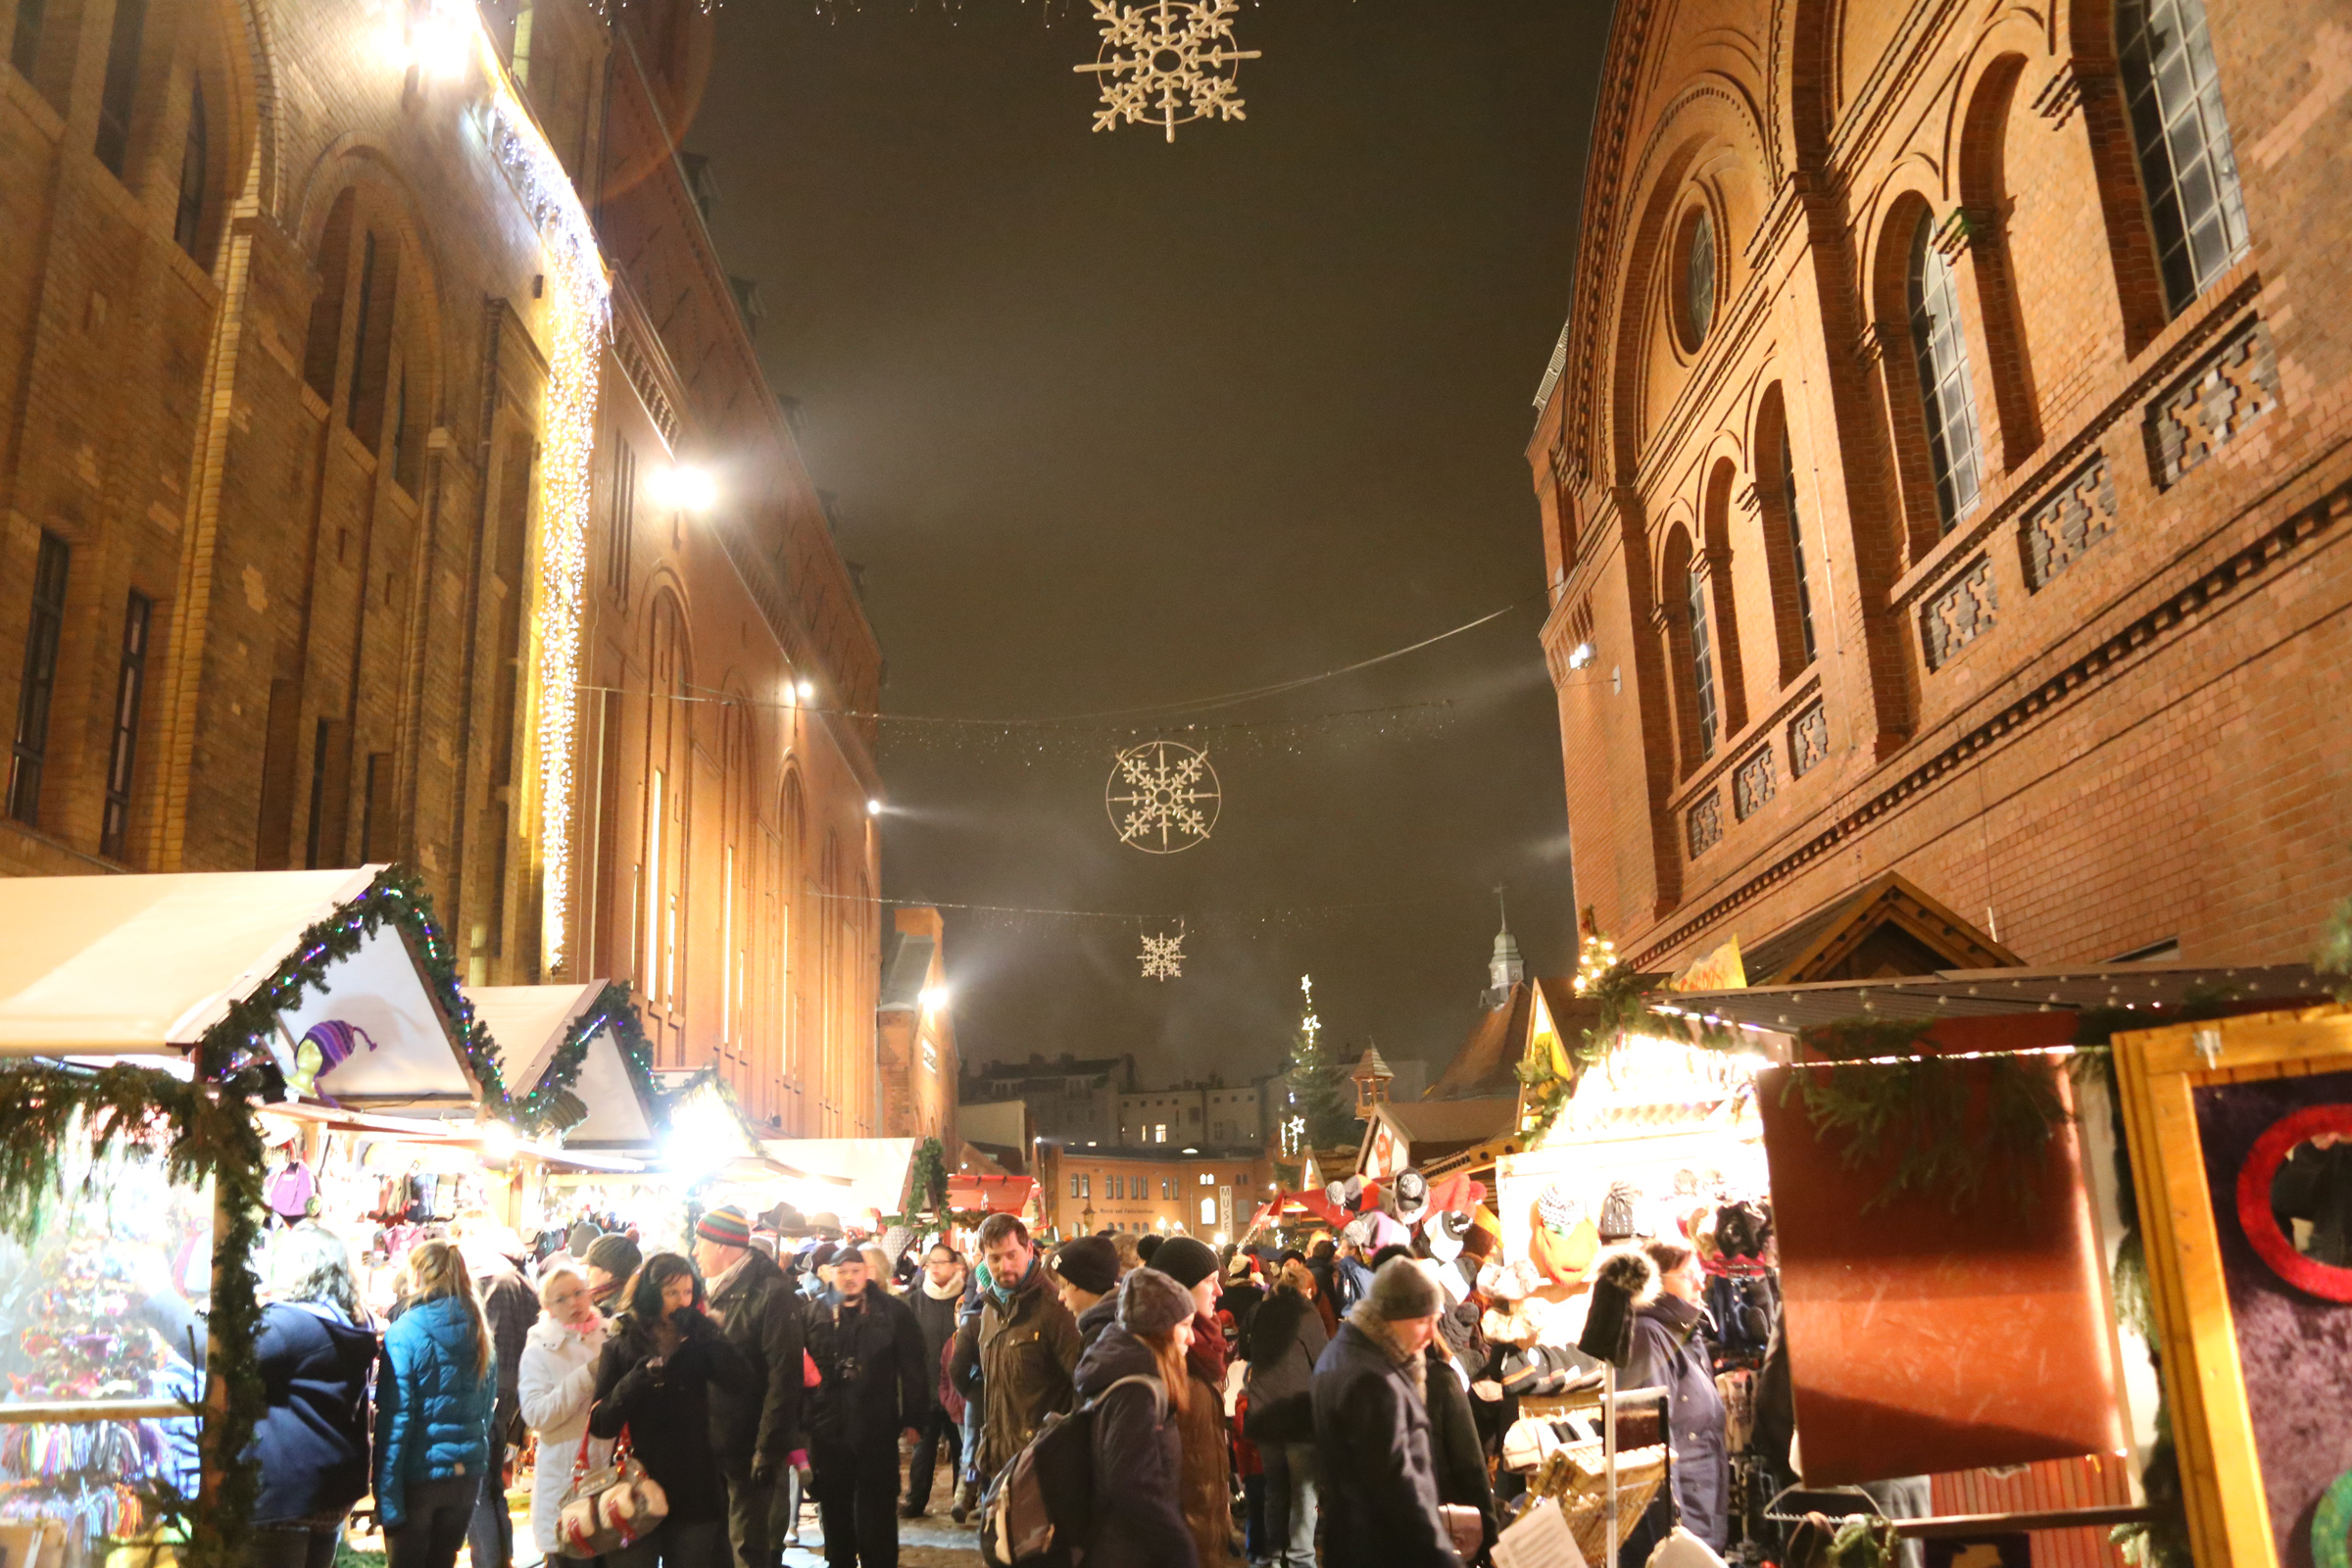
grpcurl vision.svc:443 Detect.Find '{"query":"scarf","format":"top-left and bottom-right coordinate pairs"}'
top-left (1346, 1301), bottom-right (1428, 1401)
top-left (1186, 1308), bottom-right (1228, 1388)
top-left (980, 1251), bottom-right (1039, 1309)
top-left (922, 1268), bottom-right (967, 1302)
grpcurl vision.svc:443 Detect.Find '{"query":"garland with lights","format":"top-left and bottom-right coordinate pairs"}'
top-left (0, 863), bottom-right (498, 1562)
top-left (507, 981), bottom-right (663, 1140)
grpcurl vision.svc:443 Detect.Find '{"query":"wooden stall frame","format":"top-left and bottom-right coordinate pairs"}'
top-left (2110, 1003), bottom-right (2352, 1568)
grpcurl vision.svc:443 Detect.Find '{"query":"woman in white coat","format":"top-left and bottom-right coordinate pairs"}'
top-left (517, 1263), bottom-right (612, 1565)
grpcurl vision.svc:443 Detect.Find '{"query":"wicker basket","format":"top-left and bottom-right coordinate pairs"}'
top-left (1528, 1439), bottom-right (1667, 1564)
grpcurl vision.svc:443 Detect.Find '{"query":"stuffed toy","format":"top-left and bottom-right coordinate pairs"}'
top-left (1530, 1184), bottom-right (1601, 1284)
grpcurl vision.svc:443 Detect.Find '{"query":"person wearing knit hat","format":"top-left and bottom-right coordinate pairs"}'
top-left (583, 1233), bottom-right (641, 1318)
top-left (1051, 1237), bottom-right (1123, 1353)
top-left (1151, 1235), bottom-right (1220, 1313)
top-left (1146, 1237), bottom-right (1237, 1566)
top-left (1135, 1232), bottom-right (1164, 1266)
top-left (1064, 1268), bottom-right (1198, 1567)
top-left (694, 1203), bottom-right (808, 1568)
top-left (1310, 1256), bottom-right (1457, 1568)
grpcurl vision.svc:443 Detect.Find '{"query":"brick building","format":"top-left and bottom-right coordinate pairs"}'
top-left (1529, 0), bottom-right (2352, 972)
top-left (0, 0), bottom-right (883, 1131)
top-left (1034, 1140), bottom-right (1274, 1244)
top-left (875, 905), bottom-right (957, 1146)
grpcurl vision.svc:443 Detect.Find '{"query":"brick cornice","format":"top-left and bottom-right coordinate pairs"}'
top-left (1630, 470), bottom-right (2352, 969)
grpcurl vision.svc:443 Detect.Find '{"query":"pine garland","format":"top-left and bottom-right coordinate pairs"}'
top-left (510, 980), bottom-right (662, 1139)
top-left (0, 862), bottom-right (507, 1562)
top-left (906, 1136), bottom-right (950, 1217)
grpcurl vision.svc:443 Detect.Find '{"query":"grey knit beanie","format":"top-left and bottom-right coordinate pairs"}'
top-left (1365, 1255), bottom-right (1442, 1321)
top-left (1117, 1264), bottom-right (1197, 1337)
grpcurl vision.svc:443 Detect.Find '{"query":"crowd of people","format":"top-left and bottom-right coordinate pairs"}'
top-left (237, 1201), bottom-right (1772, 1568)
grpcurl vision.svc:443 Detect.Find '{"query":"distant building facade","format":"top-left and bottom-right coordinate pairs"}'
top-left (961, 1054), bottom-right (1134, 1146)
top-left (1530, 0), bottom-right (2352, 971)
top-left (1035, 1141), bottom-right (1274, 1242)
top-left (0, 0), bottom-right (882, 1131)
top-left (1118, 1080), bottom-right (1265, 1148)
top-left (875, 906), bottom-right (956, 1146)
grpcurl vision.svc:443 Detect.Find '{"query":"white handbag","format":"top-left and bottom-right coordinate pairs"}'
top-left (555, 1425), bottom-right (669, 1555)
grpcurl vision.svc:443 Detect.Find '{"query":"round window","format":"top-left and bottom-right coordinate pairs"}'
top-left (1684, 207), bottom-right (1716, 349)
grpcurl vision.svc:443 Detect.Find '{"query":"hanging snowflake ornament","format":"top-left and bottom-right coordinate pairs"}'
top-left (1140, 929), bottom-right (1186, 981)
top-left (1106, 738), bottom-right (1221, 853)
top-left (1075, 0), bottom-right (1261, 143)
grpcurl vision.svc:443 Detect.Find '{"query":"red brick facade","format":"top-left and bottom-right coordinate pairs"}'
top-left (1530, 0), bottom-right (2352, 972)
top-left (0, 0), bottom-right (882, 1130)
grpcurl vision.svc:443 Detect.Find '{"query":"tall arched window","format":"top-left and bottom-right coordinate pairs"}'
top-left (1779, 425), bottom-right (1817, 667)
top-left (1687, 561), bottom-right (1718, 759)
top-left (1907, 215), bottom-right (1983, 530)
top-left (2118, 0), bottom-right (2249, 313)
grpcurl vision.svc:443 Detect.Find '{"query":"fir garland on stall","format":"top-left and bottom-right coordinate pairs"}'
top-left (503, 980), bottom-right (663, 1139)
top-left (1782, 1016), bottom-right (2068, 1216)
top-left (906, 1136), bottom-right (950, 1217)
top-left (0, 863), bottom-right (514, 1563)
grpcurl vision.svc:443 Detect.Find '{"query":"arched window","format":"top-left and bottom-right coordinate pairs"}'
top-left (1779, 425), bottom-right (1817, 666)
top-left (2118, 0), bottom-right (2249, 313)
top-left (172, 76), bottom-right (208, 258)
top-left (1672, 204), bottom-right (1716, 353)
top-left (1906, 214), bottom-right (1983, 530)
top-left (1686, 562), bottom-right (1719, 760)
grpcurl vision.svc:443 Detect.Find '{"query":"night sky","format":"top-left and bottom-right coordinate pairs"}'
top-left (685, 2), bottom-right (1608, 1091)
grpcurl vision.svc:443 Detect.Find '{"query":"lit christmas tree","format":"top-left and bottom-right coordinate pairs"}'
top-left (1281, 975), bottom-right (1354, 1153)
top-left (1572, 905), bottom-right (1620, 996)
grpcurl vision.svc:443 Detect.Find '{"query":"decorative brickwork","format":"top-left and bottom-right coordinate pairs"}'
top-left (1920, 559), bottom-right (1998, 670)
top-left (1734, 746), bottom-right (1776, 819)
top-left (1687, 790), bottom-right (1723, 858)
top-left (1788, 703), bottom-right (1830, 778)
top-left (2145, 317), bottom-right (2280, 489)
top-left (2022, 457), bottom-right (2121, 591)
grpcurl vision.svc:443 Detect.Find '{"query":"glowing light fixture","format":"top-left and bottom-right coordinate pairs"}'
top-left (797, 677), bottom-right (817, 701)
top-left (1568, 641), bottom-right (1596, 670)
top-left (403, 2), bottom-right (473, 79)
top-left (919, 985), bottom-right (950, 1012)
top-left (866, 798), bottom-right (883, 816)
top-left (477, 1119), bottom-right (517, 1167)
top-left (650, 464), bottom-right (717, 514)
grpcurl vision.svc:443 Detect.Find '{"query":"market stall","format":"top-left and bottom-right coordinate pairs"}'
top-left (0, 866), bottom-right (485, 1564)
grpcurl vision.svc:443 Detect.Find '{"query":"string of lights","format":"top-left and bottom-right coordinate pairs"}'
top-left (458, 1), bottom-right (612, 974)
top-left (805, 885), bottom-right (1492, 931)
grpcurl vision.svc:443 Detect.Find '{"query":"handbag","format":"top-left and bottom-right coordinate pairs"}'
top-left (555, 1424), bottom-right (668, 1555)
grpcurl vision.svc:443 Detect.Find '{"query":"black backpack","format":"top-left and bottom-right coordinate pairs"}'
top-left (977, 1373), bottom-right (1164, 1568)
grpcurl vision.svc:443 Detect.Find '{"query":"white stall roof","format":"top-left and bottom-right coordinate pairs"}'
top-left (471, 982), bottom-right (604, 1091)
top-left (0, 867), bottom-right (468, 1101)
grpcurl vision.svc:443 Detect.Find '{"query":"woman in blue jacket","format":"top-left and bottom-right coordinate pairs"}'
top-left (375, 1240), bottom-right (499, 1568)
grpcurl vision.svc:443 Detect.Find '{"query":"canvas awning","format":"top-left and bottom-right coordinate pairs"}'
top-left (0, 867), bottom-right (475, 1105)
top-left (471, 981), bottom-right (662, 1149)
top-left (756, 1137), bottom-right (919, 1219)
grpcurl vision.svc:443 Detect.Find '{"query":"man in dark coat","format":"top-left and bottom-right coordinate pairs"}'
top-left (1424, 1341), bottom-right (1495, 1561)
top-left (804, 1249), bottom-right (930, 1568)
top-left (1622, 1239), bottom-right (1728, 1558)
top-left (903, 1243), bottom-right (967, 1518)
top-left (971, 1213), bottom-right (1082, 1487)
top-left (697, 1204), bottom-right (808, 1568)
top-left (1311, 1258), bottom-right (1460, 1568)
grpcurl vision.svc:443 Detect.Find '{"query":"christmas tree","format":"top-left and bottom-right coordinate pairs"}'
top-left (1280, 975), bottom-right (1354, 1153)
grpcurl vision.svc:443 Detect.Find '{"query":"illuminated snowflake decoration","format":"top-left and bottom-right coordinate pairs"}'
top-left (1106, 739), bottom-right (1220, 854)
top-left (1140, 930), bottom-right (1186, 982)
top-left (1075, 0), bottom-right (1261, 143)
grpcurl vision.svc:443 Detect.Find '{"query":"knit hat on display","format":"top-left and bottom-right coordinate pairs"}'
top-left (696, 1205), bottom-right (752, 1250)
top-left (585, 1233), bottom-right (642, 1283)
top-left (1117, 1265), bottom-right (1197, 1338)
top-left (1052, 1236), bottom-right (1120, 1297)
top-left (1136, 1234), bottom-right (1164, 1264)
top-left (1364, 1255), bottom-right (1443, 1321)
top-left (1152, 1236), bottom-right (1219, 1290)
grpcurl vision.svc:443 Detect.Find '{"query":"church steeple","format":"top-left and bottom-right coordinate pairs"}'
top-left (1484, 889), bottom-right (1524, 1008)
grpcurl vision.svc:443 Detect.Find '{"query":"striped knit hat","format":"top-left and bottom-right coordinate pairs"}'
top-left (696, 1205), bottom-right (752, 1249)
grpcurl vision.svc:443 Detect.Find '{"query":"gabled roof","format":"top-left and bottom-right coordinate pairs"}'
top-left (1736, 871), bottom-right (2022, 984)
top-left (1426, 976), bottom-right (1592, 1102)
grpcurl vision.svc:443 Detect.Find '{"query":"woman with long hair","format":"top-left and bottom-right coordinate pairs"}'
top-left (586, 1251), bottom-right (750, 1567)
top-left (252, 1225), bottom-right (378, 1568)
top-left (1150, 1237), bottom-right (1237, 1568)
top-left (518, 1262), bottom-right (610, 1567)
top-left (1070, 1268), bottom-right (1200, 1568)
top-left (373, 1240), bottom-right (498, 1568)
